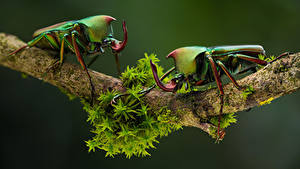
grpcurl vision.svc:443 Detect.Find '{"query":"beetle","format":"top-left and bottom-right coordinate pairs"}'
top-left (150, 45), bottom-right (288, 140)
top-left (8, 15), bottom-right (128, 101)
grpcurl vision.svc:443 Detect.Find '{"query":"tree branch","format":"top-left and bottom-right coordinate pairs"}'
top-left (0, 33), bottom-right (299, 136)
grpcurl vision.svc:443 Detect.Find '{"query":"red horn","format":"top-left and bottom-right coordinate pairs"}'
top-left (111, 21), bottom-right (128, 52)
top-left (150, 60), bottom-right (177, 92)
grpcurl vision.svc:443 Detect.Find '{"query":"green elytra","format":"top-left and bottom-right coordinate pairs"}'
top-left (150, 45), bottom-right (288, 141)
top-left (9, 15), bottom-right (128, 102)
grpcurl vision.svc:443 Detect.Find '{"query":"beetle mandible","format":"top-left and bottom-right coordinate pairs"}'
top-left (150, 45), bottom-right (288, 140)
top-left (9, 15), bottom-right (128, 101)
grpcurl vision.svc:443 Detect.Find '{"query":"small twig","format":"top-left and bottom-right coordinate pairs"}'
top-left (0, 33), bottom-right (299, 136)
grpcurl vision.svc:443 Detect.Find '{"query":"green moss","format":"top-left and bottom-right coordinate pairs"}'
top-left (121, 53), bottom-right (171, 88)
top-left (59, 87), bottom-right (77, 100)
top-left (21, 72), bottom-right (28, 79)
top-left (82, 53), bottom-right (181, 158)
top-left (258, 54), bottom-right (275, 68)
top-left (210, 113), bottom-right (237, 129)
top-left (241, 85), bottom-right (255, 100)
top-left (208, 113), bottom-right (237, 139)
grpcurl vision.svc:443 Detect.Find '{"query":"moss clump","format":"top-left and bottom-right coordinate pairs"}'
top-left (258, 54), bottom-right (276, 63)
top-left (59, 88), bottom-right (77, 101)
top-left (121, 53), bottom-right (171, 88)
top-left (241, 85), bottom-right (255, 100)
top-left (83, 53), bottom-right (181, 158)
top-left (210, 113), bottom-right (237, 129)
top-left (209, 113), bottom-right (237, 138)
top-left (258, 54), bottom-right (276, 67)
top-left (21, 72), bottom-right (28, 79)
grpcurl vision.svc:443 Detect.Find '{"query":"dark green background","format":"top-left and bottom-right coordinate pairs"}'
top-left (1, 0), bottom-right (300, 169)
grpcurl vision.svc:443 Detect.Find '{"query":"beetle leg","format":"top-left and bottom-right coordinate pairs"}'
top-left (8, 32), bottom-right (46, 56)
top-left (44, 33), bottom-right (60, 49)
top-left (87, 55), bottom-right (100, 68)
top-left (71, 31), bottom-right (95, 103)
top-left (235, 54), bottom-right (268, 65)
top-left (216, 60), bottom-right (241, 90)
top-left (9, 31), bottom-right (60, 56)
top-left (58, 34), bottom-right (76, 66)
top-left (207, 55), bottom-right (225, 141)
top-left (236, 52), bottom-right (291, 75)
top-left (8, 45), bottom-right (28, 56)
top-left (268, 52), bottom-right (291, 64)
top-left (59, 34), bottom-right (69, 65)
top-left (60, 37), bottom-right (65, 64)
top-left (114, 53), bottom-right (121, 75)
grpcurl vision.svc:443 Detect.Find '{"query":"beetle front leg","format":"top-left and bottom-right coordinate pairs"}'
top-left (87, 54), bottom-right (100, 68)
top-left (114, 52), bottom-right (121, 75)
top-left (71, 30), bottom-right (95, 103)
top-left (216, 60), bottom-right (241, 90)
top-left (59, 34), bottom-right (74, 65)
top-left (207, 55), bottom-right (225, 141)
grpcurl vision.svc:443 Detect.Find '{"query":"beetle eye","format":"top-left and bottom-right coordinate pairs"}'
top-left (174, 74), bottom-right (184, 80)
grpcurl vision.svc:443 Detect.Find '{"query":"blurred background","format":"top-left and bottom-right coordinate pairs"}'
top-left (0, 0), bottom-right (300, 169)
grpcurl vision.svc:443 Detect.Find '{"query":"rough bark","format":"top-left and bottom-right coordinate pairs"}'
top-left (0, 33), bottom-right (299, 136)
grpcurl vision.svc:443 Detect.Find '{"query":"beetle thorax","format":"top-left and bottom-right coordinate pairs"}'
top-left (171, 46), bottom-right (206, 76)
top-left (79, 16), bottom-right (111, 42)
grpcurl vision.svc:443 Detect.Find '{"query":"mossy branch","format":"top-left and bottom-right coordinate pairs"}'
top-left (0, 33), bottom-right (299, 136)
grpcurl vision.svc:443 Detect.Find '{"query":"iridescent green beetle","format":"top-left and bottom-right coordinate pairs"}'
top-left (9, 15), bottom-right (128, 101)
top-left (150, 45), bottom-right (288, 140)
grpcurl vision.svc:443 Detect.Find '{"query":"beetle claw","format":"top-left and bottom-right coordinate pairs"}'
top-left (111, 21), bottom-right (127, 53)
top-left (150, 60), bottom-right (177, 92)
top-left (215, 130), bottom-right (226, 143)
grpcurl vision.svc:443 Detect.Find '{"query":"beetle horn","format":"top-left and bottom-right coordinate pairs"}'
top-left (150, 60), bottom-right (177, 92)
top-left (111, 21), bottom-right (128, 52)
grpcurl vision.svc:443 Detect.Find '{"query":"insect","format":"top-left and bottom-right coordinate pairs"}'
top-left (8, 15), bottom-right (128, 101)
top-left (150, 45), bottom-right (288, 140)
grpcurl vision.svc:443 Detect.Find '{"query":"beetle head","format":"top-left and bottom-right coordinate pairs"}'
top-left (150, 47), bottom-right (208, 92)
top-left (167, 47), bottom-right (208, 76)
top-left (111, 21), bottom-right (128, 53)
